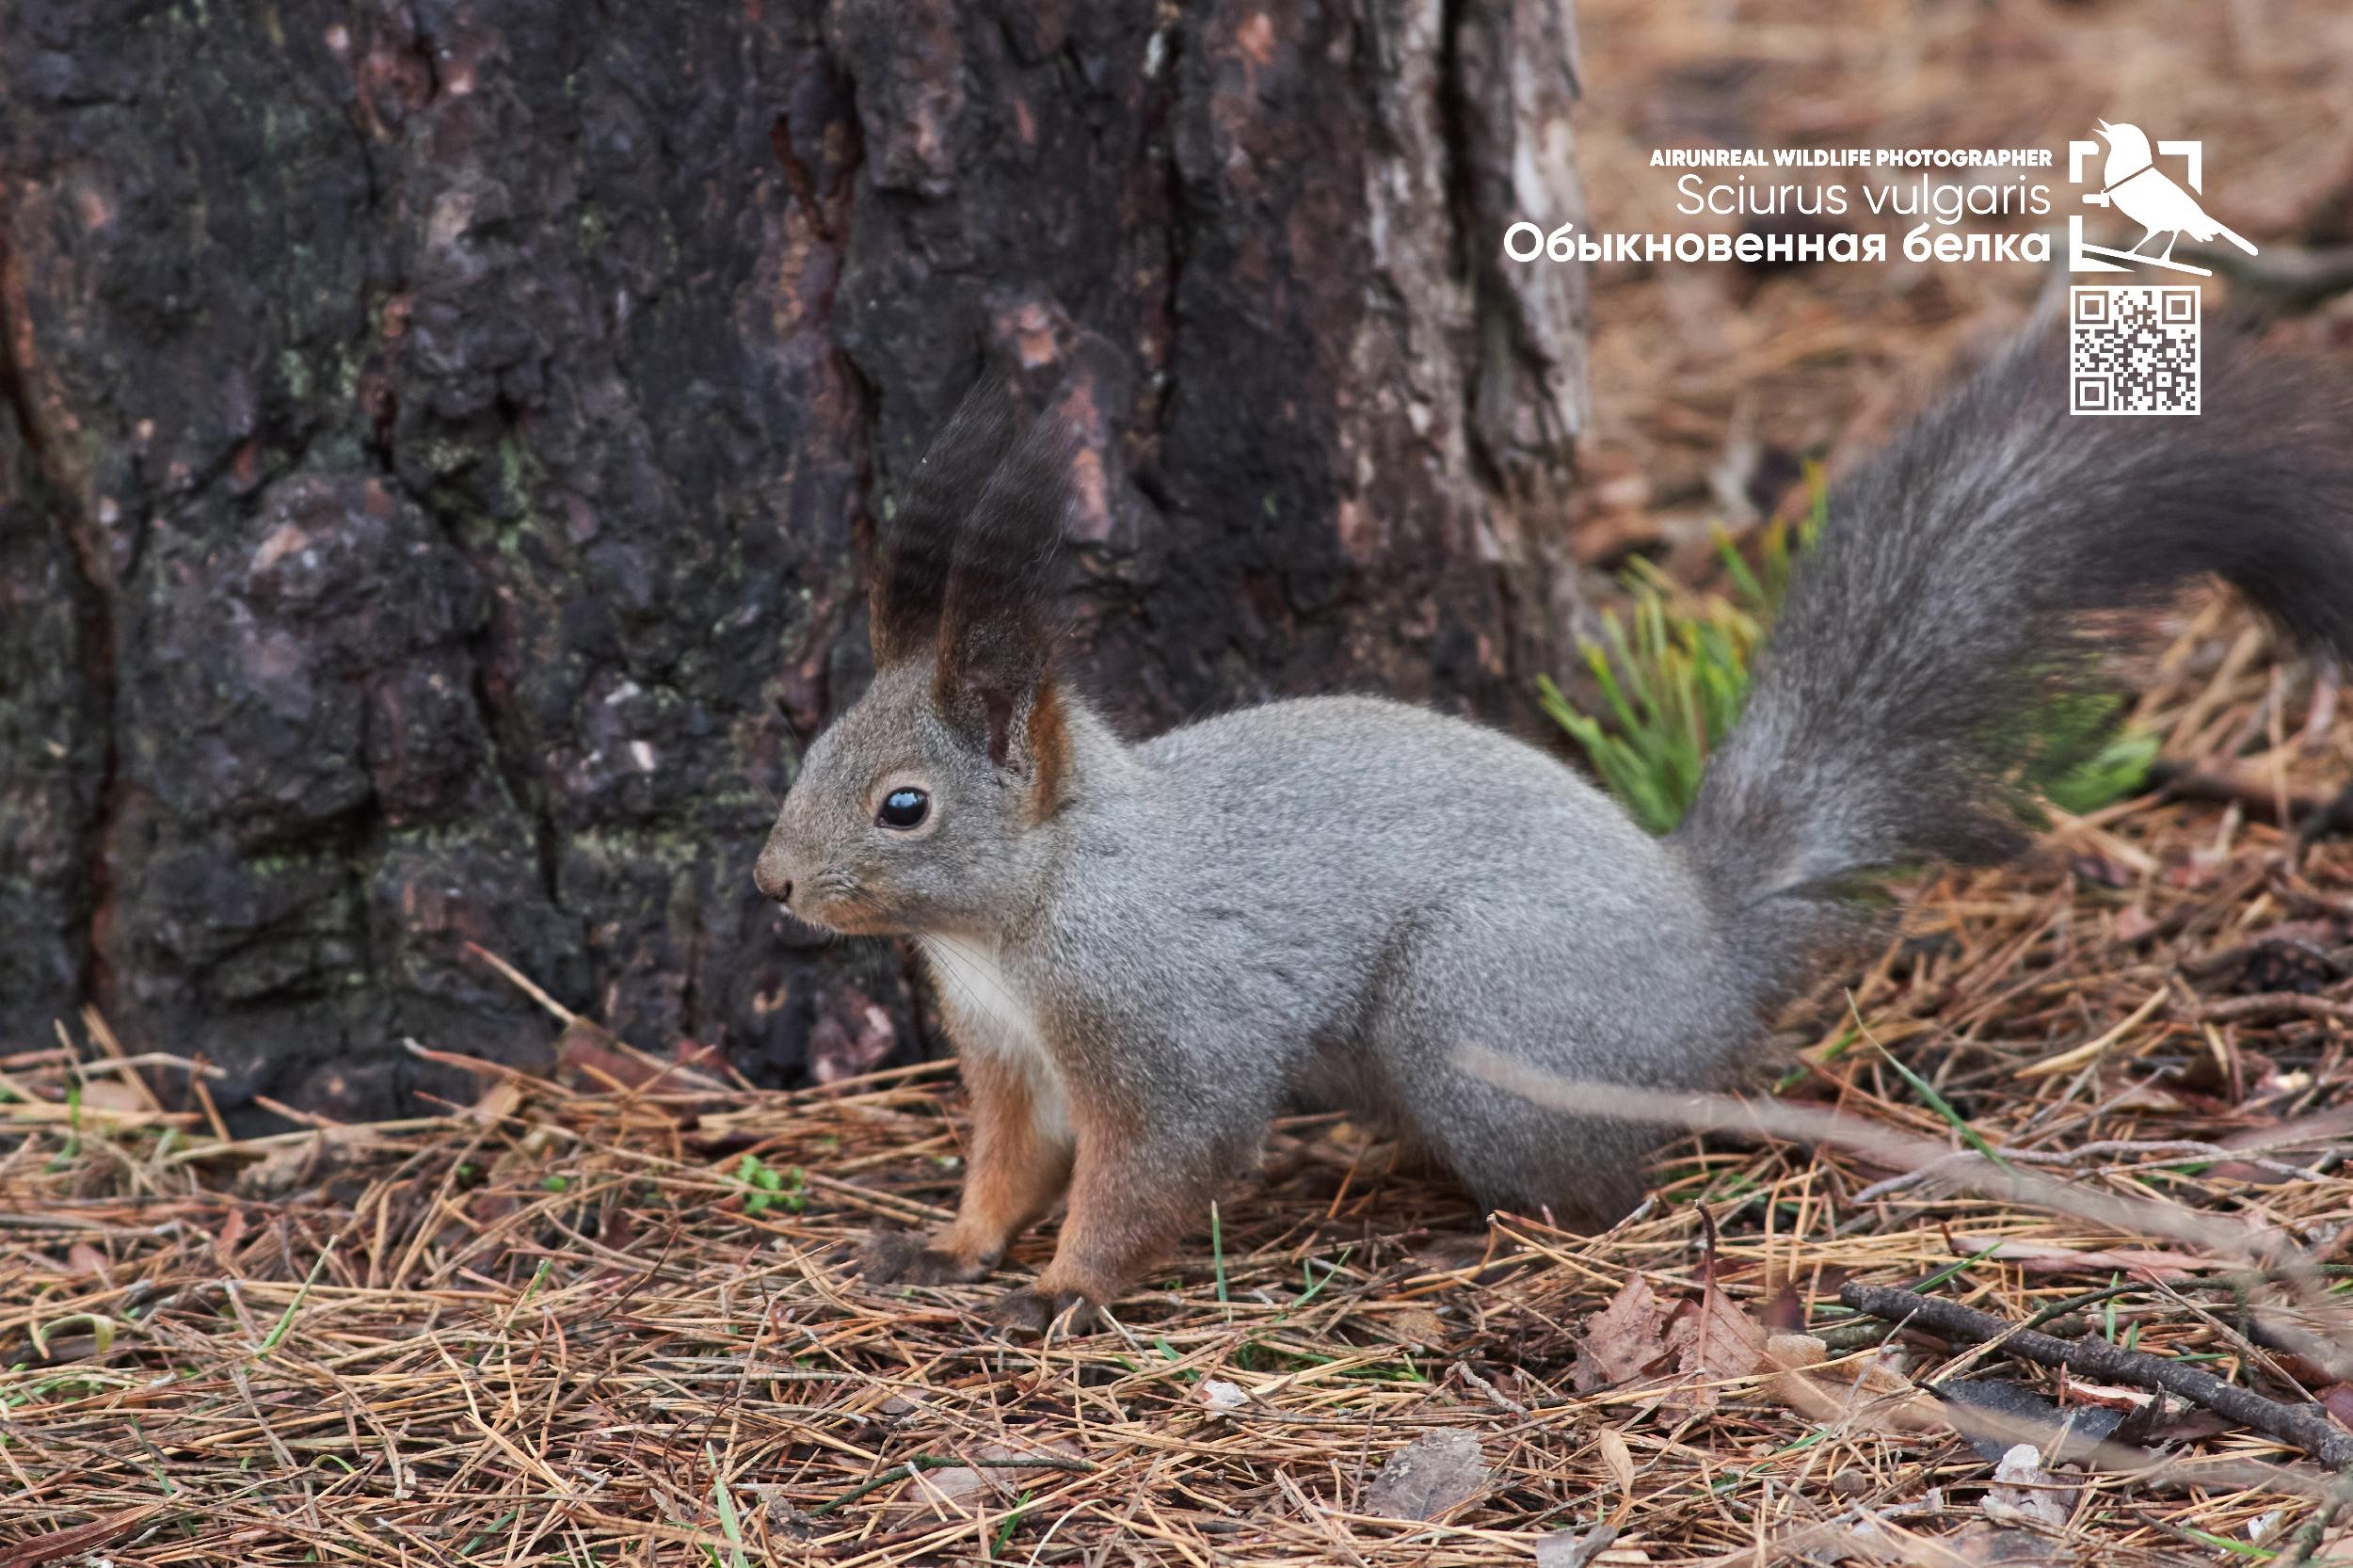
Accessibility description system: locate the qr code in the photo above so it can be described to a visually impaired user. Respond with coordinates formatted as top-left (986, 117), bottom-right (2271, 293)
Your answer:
top-left (2070, 286), bottom-right (2200, 416)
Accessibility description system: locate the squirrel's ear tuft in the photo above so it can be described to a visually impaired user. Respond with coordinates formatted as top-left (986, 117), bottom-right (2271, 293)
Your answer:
top-left (935, 408), bottom-right (1077, 771)
top-left (869, 376), bottom-right (1018, 668)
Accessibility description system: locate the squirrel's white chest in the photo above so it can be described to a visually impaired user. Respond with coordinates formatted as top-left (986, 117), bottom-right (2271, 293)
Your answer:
top-left (918, 935), bottom-right (1071, 1144)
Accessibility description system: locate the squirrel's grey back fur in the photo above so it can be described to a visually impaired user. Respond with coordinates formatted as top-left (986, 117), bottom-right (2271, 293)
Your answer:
top-left (757, 325), bottom-right (2353, 1323)
top-left (1036, 693), bottom-right (1751, 1223)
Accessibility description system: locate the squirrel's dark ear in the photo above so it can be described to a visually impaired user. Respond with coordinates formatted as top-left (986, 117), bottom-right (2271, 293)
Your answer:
top-left (869, 377), bottom-right (1018, 668)
top-left (935, 410), bottom-right (1076, 773)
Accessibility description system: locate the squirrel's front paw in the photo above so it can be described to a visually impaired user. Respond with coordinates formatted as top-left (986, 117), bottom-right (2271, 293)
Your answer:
top-left (987, 1288), bottom-right (1100, 1337)
top-left (859, 1230), bottom-right (991, 1287)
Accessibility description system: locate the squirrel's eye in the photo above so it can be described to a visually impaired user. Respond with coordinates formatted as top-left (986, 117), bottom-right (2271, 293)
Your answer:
top-left (876, 787), bottom-right (930, 830)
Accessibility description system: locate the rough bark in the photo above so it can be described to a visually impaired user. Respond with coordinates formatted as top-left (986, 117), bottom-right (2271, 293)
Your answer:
top-left (0, 0), bottom-right (1586, 1120)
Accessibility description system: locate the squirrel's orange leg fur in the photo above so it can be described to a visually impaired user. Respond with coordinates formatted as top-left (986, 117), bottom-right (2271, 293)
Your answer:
top-left (862, 1052), bottom-right (1071, 1287)
top-left (936, 1053), bottom-right (1074, 1266)
top-left (990, 1104), bottom-right (1225, 1335)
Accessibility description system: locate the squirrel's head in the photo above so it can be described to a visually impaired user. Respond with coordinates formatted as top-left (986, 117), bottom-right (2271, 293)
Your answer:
top-left (754, 378), bottom-right (1076, 937)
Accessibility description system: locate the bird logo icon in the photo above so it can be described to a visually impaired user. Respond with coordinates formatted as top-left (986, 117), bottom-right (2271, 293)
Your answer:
top-left (2089, 120), bottom-right (2257, 264)
top-left (2070, 122), bottom-right (2256, 277)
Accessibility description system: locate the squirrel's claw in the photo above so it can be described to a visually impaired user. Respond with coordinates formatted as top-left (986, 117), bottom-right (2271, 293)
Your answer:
top-left (987, 1288), bottom-right (1099, 1337)
top-left (858, 1230), bottom-right (990, 1287)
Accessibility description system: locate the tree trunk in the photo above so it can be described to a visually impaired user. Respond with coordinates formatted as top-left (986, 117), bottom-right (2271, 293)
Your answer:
top-left (0, 0), bottom-right (1587, 1120)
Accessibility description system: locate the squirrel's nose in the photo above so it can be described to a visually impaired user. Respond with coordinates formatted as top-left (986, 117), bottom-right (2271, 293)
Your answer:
top-left (752, 851), bottom-right (793, 904)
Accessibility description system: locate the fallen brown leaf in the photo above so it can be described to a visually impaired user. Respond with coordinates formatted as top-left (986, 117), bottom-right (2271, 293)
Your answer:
top-left (1574, 1274), bottom-right (1671, 1392)
top-left (1661, 1275), bottom-right (1769, 1414)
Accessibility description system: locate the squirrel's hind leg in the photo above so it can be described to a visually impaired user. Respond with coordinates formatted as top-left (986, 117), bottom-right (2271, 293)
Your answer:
top-left (862, 1051), bottom-right (1075, 1288)
top-left (1356, 910), bottom-right (1703, 1233)
top-left (1381, 1031), bottom-right (1653, 1228)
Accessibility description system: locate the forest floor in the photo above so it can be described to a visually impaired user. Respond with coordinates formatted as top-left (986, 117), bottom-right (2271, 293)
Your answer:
top-left (6, 623), bottom-right (2353, 1567)
top-left (11, 1), bottom-right (2353, 1564)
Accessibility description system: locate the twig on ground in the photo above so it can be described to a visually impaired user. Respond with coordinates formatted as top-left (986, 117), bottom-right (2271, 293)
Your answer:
top-left (1836, 1282), bottom-right (2353, 1469)
top-left (464, 941), bottom-right (580, 1024)
top-left (2199, 993), bottom-right (2353, 1026)
top-left (2147, 760), bottom-right (2333, 825)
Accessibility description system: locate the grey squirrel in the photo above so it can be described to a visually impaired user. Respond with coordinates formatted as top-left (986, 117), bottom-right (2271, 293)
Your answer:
top-left (753, 326), bottom-right (2353, 1333)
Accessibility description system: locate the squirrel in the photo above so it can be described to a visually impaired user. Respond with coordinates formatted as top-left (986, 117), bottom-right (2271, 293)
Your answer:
top-left (754, 325), bottom-right (2353, 1335)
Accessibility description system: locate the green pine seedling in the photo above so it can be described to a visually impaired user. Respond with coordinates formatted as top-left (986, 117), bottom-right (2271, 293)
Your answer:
top-left (1545, 469), bottom-right (2153, 830)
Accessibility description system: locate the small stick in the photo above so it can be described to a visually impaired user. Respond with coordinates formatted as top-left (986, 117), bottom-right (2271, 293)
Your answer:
top-left (2144, 760), bottom-right (2332, 825)
top-left (2012, 986), bottom-right (2167, 1080)
top-left (465, 941), bottom-right (579, 1024)
top-left (79, 1007), bottom-right (166, 1115)
top-left (1837, 1282), bottom-right (2353, 1469)
top-left (462, 940), bottom-right (732, 1093)
top-left (2199, 993), bottom-right (2353, 1026)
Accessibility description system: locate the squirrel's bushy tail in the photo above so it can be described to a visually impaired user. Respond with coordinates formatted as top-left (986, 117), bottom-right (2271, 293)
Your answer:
top-left (1674, 326), bottom-right (2353, 997)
